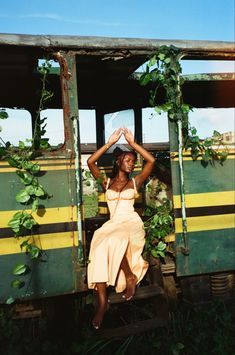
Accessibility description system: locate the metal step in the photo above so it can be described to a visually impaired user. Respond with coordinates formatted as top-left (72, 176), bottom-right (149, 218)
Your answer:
top-left (95, 316), bottom-right (168, 339)
top-left (108, 284), bottom-right (164, 305)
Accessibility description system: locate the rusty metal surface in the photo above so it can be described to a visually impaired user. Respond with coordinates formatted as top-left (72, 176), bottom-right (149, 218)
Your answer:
top-left (0, 33), bottom-right (234, 60)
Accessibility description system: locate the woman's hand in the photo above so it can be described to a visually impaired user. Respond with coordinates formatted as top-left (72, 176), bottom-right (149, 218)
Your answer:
top-left (107, 128), bottom-right (123, 145)
top-left (123, 128), bottom-right (134, 145)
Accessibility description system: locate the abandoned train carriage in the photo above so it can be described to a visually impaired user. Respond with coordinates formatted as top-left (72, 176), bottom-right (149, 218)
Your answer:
top-left (0, 34), bottom-right (234, 303)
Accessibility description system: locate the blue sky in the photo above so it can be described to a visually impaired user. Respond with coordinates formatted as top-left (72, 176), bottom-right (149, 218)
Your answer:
top-left (0, 0), bottom-right (234, 41)
top-left (0, 0), bottom-right (234, 144)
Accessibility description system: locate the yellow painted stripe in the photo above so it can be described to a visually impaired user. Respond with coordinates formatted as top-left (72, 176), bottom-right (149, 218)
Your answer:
top-left (0, 165), bottom-right (75, 172)
top-left (0, 159), bottom-right (75, 166)
top-left (0, 206), bottom-right (78, 228)
top-left (171, 149), bottom-right (235, 156)
top-left (165, 233), bottom-right (175, 242)
top-left (173, 191), bottom-right (235, 208)
top-left (171, 155), bottom-right (234, 161)
top-left (0, 231), bottom-right (79, 256)
top-left (175, 214), bottom-right (235, 233)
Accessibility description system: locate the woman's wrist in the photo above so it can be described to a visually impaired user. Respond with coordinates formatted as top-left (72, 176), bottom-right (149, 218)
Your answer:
top-left (128, 140), bottom-right (137, 148)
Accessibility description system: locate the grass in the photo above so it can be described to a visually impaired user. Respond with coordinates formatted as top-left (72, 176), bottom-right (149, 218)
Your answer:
top-left (0, 295), bottom-right (234, 355)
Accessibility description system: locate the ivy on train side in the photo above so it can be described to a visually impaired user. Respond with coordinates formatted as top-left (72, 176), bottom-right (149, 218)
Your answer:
top-left (0, 60), bottom-right (53, 303)
top-left (139, 45), bottom-right (228, 165)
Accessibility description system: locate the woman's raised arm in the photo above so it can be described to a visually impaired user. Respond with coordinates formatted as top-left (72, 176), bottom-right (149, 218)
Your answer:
top-left (87, 128), bottom-right (123, 180)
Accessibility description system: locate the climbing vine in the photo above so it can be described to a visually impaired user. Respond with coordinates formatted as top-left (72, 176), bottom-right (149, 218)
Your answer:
top-left (139, 45), bottom-right (228, 164)
top-left (139, 46), bottom-right (229, 260)
top-left (143, 198), bottom-right (173, 260)
top-left (0, 59), bottom-right (53, 303)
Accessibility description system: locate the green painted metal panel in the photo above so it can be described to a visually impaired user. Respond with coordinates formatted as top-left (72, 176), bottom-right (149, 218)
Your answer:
top-left (171, 158), bottom-right (235, 195)
top-left (0, 169), bottom-right (77, 211)
top-left (176, 228), bottom-right (235, 276)
top-left (0, 247), bottom-right (80, 303)
top-left (168, 115), bottom-right (235, 277)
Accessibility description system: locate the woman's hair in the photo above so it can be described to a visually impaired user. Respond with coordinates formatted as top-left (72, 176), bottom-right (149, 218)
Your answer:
top-left (110, 147), bottom-right (137, 178)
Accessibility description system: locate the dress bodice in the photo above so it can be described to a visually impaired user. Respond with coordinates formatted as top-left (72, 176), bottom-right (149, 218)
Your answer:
top-left (105, 178), bottom-right (139, 220)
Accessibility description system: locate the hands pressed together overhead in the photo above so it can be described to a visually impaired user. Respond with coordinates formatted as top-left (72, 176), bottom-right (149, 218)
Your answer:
top-left (107, 128), bottom-right (134, 146)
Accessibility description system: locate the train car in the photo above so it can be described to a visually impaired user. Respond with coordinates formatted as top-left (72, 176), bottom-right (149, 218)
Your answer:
top-left (0, 34), bottom-right (234, 303)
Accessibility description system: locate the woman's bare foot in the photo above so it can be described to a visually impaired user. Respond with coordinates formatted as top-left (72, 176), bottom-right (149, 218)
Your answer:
top-left (92, 302), bottom-right (109, 330)
top-left (122, 274), bottom-right (138, 301)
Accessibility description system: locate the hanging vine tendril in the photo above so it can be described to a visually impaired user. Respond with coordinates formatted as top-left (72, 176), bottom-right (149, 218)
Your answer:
top-left (139, 45), bottom-right (228, 165)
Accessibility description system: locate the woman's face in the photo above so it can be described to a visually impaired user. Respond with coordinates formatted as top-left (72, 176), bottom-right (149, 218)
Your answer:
top-left (118, 153), bottom-right (136, 173)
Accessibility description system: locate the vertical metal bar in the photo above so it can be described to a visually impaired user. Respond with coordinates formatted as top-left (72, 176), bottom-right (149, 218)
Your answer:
top-left (134, 107), bottom-right (143, 144)
top-left (177, 118), bottom-right (189, 255)
top-left (60, 51), bottom-right (85, 266)
top-left (96, 109), bottom-right (105, 148)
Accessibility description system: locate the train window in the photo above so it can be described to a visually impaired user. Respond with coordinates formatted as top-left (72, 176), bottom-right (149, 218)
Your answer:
top-left (142, 108), bottom-right (169, 143)
top-left (188, 108), bottom-right (235, 143)
top-left (40, 109), bottom-right (64, 146)
top-left (79, 109), bottom-right (98, 218)
top-left (104, 109), bottom-right (134, 144)
top-left (181, 60), bottom-right (235, 75)
top-left (79, 109), bottom-right (96, 143)
top-left (0, 109), bottom-right (32, 146)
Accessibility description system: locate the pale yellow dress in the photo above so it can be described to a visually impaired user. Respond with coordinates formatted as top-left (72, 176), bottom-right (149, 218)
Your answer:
top-left (87, 178), bottom-right (148, 293)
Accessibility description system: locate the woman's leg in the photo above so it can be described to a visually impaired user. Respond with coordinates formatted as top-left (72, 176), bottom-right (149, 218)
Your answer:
top-left (92, 282), bottom-right (108, 329)
top-left (120, 254), bottom-right (137, 300)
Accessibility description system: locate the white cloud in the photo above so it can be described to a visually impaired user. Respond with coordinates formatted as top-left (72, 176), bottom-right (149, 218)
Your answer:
top-left (0, 13), bottom-right (123, 27)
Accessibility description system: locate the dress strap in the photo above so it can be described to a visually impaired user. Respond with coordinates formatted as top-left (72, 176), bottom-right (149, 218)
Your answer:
top-left (132, 177), bottom-right (137, 192)
top-left (106, 177), bottom-right (110, 190)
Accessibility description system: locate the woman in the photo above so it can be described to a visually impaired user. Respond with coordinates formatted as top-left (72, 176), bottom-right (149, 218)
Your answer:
top-left (87, 127), bottom-right (155, 329)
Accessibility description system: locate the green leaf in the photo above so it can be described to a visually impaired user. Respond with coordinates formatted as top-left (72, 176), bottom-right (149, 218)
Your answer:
top-left (40, 138), bottom-right (50, 149)
top-left (22, 217), bottom-right (36, 230)
top-left (213, 130), bottom-right (221, 137)
top-left (21, 161), bottom-right (40, 174)
top-left (190, 127), bottom-right (197, 135)
top-left (30, 163), bottom-right (40, 174)
top-left (148, 55), bottom-right (157, 67)
top-left (139, 73), bottom-right (151, 86)
top-left (29, 245), bottom-right (40, 259)
top-left (8, 217), bottom-right (21, 229)
top-left (25, 185), bottom-right (36, 195)
top-left (164, 57), bottom-right (171, 64)
top-left (16, 171), bottom-right (33, 185)
top-left (153, 215), bottom-right (159, 224)
top-left (32, 198), bottom-right (39, 212)
top-left (7, 156), bottom-right (22, 168)
top-left (181, 104), bottom-right (190, 113)
top-left (18, 140), bottom-right (25, 149)
top-left (158, 53), bottom-right (165, 61)
top-left (11, 279), bottom-right (25, 289)
top-left (6, 297), bottom-right (15, 305)
top-left (171, 342), bottom-right (185, 355)
top-left (85, 170), bottom-right (92, 178)
top-left (157, 241), bottom-right (167, 251)
top-left (39, 117), bottom-right (47, 125)
top-left (190, 135), bottom-right (200, 143)
top-left (20, 239), bottom-right (30, 250)
top-left (0, 110), bottom-right (8, 119)
top-left (12, 264), bottom-right (27, 275)
top-left (204, 139), bottom-right (212, 147)
top-left (157, 251), bottom-right (165, 258)
top-left (16, 189), bottom-right (31, 203)
top-left (34, 186), bottom-right (45, 197)
top-left (151, 249), bottom-right (158, 258)
top-left (154, 106), bottom-right (162, 114)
